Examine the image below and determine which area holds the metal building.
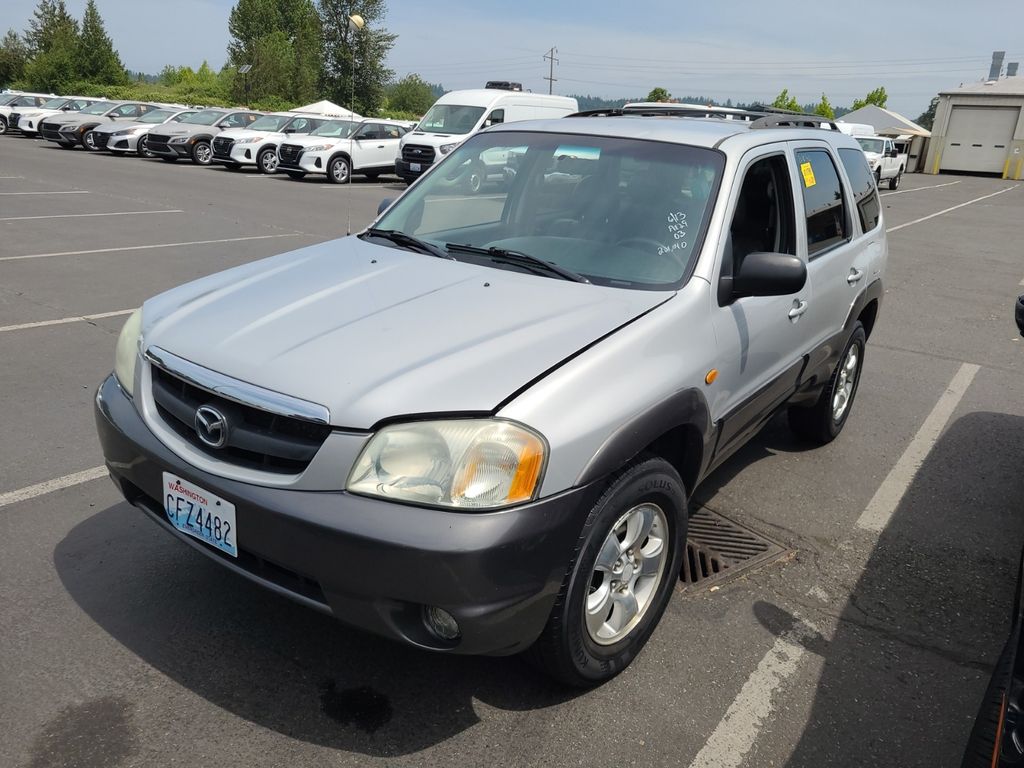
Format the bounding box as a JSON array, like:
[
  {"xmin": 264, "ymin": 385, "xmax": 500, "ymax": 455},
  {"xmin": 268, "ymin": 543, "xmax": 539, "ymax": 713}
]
[{"xmin": 924, "ymin": 76, "xmax": 1024, "ymax": 179}]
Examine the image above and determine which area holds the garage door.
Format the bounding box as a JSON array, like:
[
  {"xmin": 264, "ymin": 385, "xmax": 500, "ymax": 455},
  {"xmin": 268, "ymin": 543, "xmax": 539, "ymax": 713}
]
[{"xmin": 941, "ymin": 106, "xmax": 1019, "ymax": 174}]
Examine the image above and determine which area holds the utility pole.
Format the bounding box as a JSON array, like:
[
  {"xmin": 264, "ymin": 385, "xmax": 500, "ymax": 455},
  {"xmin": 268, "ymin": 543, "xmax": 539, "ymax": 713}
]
[{"xmin": 543, "ymin": 47, "xmax": 558, "ymax": 95}]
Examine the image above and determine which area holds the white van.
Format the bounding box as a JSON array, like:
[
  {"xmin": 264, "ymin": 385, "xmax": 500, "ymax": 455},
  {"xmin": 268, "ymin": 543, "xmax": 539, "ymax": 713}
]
[{"xmin": 395, "ymin": 86, "xmax": 578, "ymax": 184}]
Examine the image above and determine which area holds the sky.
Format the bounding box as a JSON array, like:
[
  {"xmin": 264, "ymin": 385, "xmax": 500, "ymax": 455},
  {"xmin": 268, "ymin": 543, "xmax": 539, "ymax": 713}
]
[{"xmin": 3, "ymin": 0, "xmax": 1023, "ymax": 117}]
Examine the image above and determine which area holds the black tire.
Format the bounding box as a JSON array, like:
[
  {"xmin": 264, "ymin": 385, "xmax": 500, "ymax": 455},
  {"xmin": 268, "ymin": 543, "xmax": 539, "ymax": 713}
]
[
  {"xmin": 257, "ymin": 147, "xmax": 278, "ymax": 174},
  {"xmin": 327, "ymin": 155, "xmax": 351, "ymax": 184},
  {"xmin": 788, "ymin": 321, "xmax": 867, "ymax": 444},
  {"xmin": 82, "ymin": 131, "xmax": 100, "ymax": 151},
  {"xmin": 874, "ymin": 168, "xmax": 881, "ymax": 187},
  {"xmin": 465, "ymin": 161, "xmax": 486, "ymax": 193},
  {"xmin": 285, "ymin": 170, "xmax": 305, "ymax": 180},
  {"xmin": 527, "ymin": 456, "xmax": 687, "ymax": 687},
  {"xmin": 0, "ymin": 116, "xmax": 8, "ymax": 135},
  {"xmin": 888, "ymin": 169, "xmax": 902, "ymax": 190},
  {"xmin": 137, "ymin": 135, "xmax": 153, "ymax": 158},
  {"xmin": 191, "ymin": 140, "xmax": 213, "ymax": 165}
]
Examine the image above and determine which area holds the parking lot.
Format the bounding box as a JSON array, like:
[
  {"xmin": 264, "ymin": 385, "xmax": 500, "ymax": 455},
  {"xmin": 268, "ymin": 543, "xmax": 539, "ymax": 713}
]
[{"xmin": 1, "ymin": 137, "xmax": 1023, "ymax": 768}]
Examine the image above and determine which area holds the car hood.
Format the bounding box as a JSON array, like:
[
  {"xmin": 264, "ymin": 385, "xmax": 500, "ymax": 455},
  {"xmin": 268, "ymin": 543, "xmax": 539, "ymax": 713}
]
[
  {"xmin": 90, "ymin": 119, "xmax": 154, "ymax": 135},
  {"xmin": 142, "ymin": 236, "xmax": 670, "ymax": 429}
]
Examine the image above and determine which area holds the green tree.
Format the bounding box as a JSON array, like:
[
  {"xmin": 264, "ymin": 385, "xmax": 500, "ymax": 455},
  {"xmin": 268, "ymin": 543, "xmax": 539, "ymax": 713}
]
[
  {"xmin": 0, "ymin": 30, "xmax": 29, "ymax": 86},
  {"xmin": 771, "ymin": 88, "xmax": 800, "ymax": 112},
  {"xmin": 24, "ymin": 0, "xmax": 78, "ymax": 55},
  {"xmin": 318, "ymin": 0, "xmax": 396, "ymax": 115},
  {"xmin": 22, "ymin": 20, "xmax": 79, "ymax": 91},
  {"xmin": 76, "ymin": 0, "xmax": 127, "ymax": 84},
  {"xmin": 851, "ymin": 86, "xmax": 888, "ymax": 110},
  {"xmin": 386, "ymin": 73, "xmax": 434, "ymax": 114},
  {"xmin": 813, "ymin": 92, "xmax": 835, "ymax": 119},
  {"xmin": 646, "ymin": 86, "xmax": 670, "ymax": 102},
  {"xmin": 916, "ymin": 95, "xmax": 938, "ymax": 131}
]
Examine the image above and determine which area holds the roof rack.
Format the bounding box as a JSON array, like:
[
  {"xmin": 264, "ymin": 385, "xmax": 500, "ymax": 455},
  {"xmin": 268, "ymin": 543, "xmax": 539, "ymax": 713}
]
[{"xmin": 567, "ymin": 103, "xmax": 839, "ymax": 131}]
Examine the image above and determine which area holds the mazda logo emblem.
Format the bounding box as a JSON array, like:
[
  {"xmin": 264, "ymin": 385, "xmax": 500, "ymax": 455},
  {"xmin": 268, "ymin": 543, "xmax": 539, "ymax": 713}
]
[{"xmin": 194, "ymin": 405, "xmax": 229, "ymax": 449}]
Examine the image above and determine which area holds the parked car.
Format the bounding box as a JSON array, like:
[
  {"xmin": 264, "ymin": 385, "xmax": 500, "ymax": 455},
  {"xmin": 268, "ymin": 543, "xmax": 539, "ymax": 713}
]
[
  {"xmin": 85, "ymin": 107, "xmax": 197, "ymax": 156},
  {"xmin": 211, "ymin": 112, "xmax": 328, "ymax": 173},
  {"xmin": 9, "ymin": 97, "xmax": 100, "ymax": 137},
  {"xmin": 855, "ymin": 135, "xmax": 904, "ymax": 190},
  {"xmin": 39, "ymin": 101, "xmax": 160, "ymax": 149},
  {"xmin": 276, "ymin": 118, "xmax": 411, "ymax": 182},
  {"xmin": 95, "ymin": 106, "xmax": 886, "ymax": 686},
  {"xmin": 145, "ymin": 108, "xmax": 262, "ymax": 165},
  {"xmin": 0, "ymin": 92, "xmax": 53, "ymax": 135},
  {"xmin": 396, "ymin": 85, "xmax": 578, "ymax": 185}
]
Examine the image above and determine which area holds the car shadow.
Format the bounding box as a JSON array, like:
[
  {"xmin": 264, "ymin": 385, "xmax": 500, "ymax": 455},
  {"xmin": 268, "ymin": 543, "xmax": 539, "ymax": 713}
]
[
  {"xmin": 54, "ymin": 503, "xmax": 577, "ymax": 757},
  {"xmin": 753, "ymin": 411, "xmax": 1024, "ymax": 766}
]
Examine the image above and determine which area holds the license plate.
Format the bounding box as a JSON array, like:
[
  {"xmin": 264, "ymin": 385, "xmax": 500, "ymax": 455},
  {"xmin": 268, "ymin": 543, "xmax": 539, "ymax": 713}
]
[
  {"xmin": 162, "ymin": 473, "xmax": 238, "ymax": 558},
  {"xmin": 410, "ymin": 162, "xmax": 421, "ymax": 172}
]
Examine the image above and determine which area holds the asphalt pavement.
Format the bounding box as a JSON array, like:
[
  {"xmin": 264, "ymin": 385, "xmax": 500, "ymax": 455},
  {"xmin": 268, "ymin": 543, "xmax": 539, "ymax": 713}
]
[{"xmin": 1, "ymin": 136, "xmax": 1022, "ymax": 768}]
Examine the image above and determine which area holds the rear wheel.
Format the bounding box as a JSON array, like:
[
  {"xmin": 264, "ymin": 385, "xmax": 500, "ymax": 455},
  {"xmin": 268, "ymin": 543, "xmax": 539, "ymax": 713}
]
[
  {"xmin": 285, "ymin": 170, "xmax": 305, "ymax": 180},
  {"xmin": 191, "ymin": 140, "xmax": 213, "ymax": 165},
  {"xmin": 788, "ymin": 321, "xmax": 866, "ymax": 444},
  {"xmin": 257, "ymin": 147, "xmax": 278, "ymax": 174},
  {"xmin": 0, "ymin": 116, "xmax": 8, "ymax": 135},
  {"xmin": 888, "ymin": 169, "xmax": 902, "ymax": 190},
  {"xmin": 327, "ymin": 155, "xmax": 351, "ymax": 184},
  {"xmin": 527, "ymin": 456, "xmax": 686, "ymax": 687}
]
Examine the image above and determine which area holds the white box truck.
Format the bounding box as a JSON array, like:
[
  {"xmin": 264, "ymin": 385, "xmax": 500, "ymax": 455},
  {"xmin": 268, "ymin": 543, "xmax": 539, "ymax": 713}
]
[{"xmin": 396, "ymin": 85, "xmax": 578, "ymax": 185}]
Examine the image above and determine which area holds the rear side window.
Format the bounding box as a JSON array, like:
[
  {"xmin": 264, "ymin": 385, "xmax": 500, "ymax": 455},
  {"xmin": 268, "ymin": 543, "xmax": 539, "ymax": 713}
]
[
  {"xmin": 838, "ymin": 148, "xmax": 881, "ymax": 233},
  {"xmin": 795, "ymin": 149, "xmax": 849, "ymax": 256}
]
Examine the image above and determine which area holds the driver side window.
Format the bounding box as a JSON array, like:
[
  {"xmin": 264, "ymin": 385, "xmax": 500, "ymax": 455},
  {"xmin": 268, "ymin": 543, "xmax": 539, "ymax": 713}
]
[{"xmin": 719, "ymin": 153, "xmax": 796, "ymax": 305}]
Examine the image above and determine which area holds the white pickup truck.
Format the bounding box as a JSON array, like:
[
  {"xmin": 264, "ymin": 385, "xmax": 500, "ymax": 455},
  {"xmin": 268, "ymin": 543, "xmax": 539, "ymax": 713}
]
[{"xmin": 855, "ymin": 135, "xmax": 905, "ymax": 190}]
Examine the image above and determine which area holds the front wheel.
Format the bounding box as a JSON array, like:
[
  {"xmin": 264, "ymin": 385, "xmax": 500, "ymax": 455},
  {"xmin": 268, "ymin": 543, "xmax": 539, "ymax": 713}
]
[
  {"xmin": 137, "ymin": 135, "xmax": 154, "ymax": 158},
  {"xmin": 327, "ymin": 155, "xmax": 351, "ymax": 184},
  {"xmin": 0, "ymin": 116, "xmax": 8, "ymax": 135},
  {"xmin": 82, "ymin": 131, "xmax": 100, "ymax": 151},
  {"xmin": 528, "ymin": 456, "xmax": 686, "ymax": 687},
  {"xmin": 888, "ymin": 169, "xmax": 902, "ymax": 190},
  {"xmin": 257, "ymin": 147, "xmax": 278, "ymax": 174},
  {"xmin": 874, "ymin": 168, "xmax": 881, "ymax": 187},
  {"xmin": 191, "ymin": 140, "xmax": 213, "ymax": 165},
  {"xmin": 788, "ymin": 321, "xmax": 866, "ymax": 444}
]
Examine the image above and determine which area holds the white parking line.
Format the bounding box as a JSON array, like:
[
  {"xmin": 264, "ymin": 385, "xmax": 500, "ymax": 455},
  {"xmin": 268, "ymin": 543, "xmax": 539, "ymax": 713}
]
[
  {"xmin": 886, "ymin": 185, "xmax": 1020, "ymax": 233},
  {"xmin": 857, "ymin": 362, "xmax": 979, "ymax": 531},
  {"xmin": 0, "ymin": 309, "xmax": 135, "ymax": 334},
  {"xmin": 0, "ymin": 175, "xmax": 24, "ymax": 179},
  {"xmin": 0, "ymin": 190, "xmax": 89, "ymax": 196},
  {"xmin": 692, "ymin": 361, "xmax": 980, "ymax": 765},
  {"xmin": 0, "ymin": 233, "xmax": 301, "ymax": 262},
  {"xmin": 0, "ymin": 209, "xmax": 182, "ymax": 223},
  {"xmin": 879, "ymin": 180, "xmax": 961, "ymax": 197},
  {"xmin": 688, "ymin": 619, "xmax": 821, "ymax": 768},
  {"xmin": 0, "ymin": 466, "xmax": 108, "ymax": 510}
]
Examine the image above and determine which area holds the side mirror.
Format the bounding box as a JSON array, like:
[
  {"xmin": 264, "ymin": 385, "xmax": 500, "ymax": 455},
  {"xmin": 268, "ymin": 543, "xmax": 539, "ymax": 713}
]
[
  {"xmin": 283, "ymin": 128, "xmax": 295, "ymax": 134},
  {"xmin": 731, "ymin": 252, "xmax": 806, "ymax": 299},
  {"xmin": 377, "ymin": 198, "xmax": 394, "ymax": 216},
  {"xmin": 886, "ymin": 148, "xmax": 898, "ymax": 158}
]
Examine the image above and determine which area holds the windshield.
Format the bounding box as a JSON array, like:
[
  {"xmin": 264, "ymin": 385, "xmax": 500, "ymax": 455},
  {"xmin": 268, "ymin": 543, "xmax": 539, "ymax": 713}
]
[
  {"xmin": 81, "ymin": 101, "xmax": 115, "ymax": 115},
  {"xmin": 856, "ymin": 137, "xmax": 884, "ymax": 154},
  {"xmin": 418, "ymin": 104, "xmax": 486, "ymax": 135},
  {"xmin": 41, "ymin": 98, "xmax": 68, "ymax": 109},
  {"xmin": 310, "ymin": 119, "xmax": 357, "ymax": 137},
  {"xmin": 138, "ymin": 109, "xmax": 174, "ymax": 123},
  {"xmin": 0, "ymin": 94, "xmax": 18, "ymax": 106},
  {"xmin": 181, "ymin": 110, "xmax": 224, "ymax": 126},
  {"xmin": 249, "ymin": 114, "xmax": 291, "ymax": 131},
  {"xmin": 374, "ymin": 131, "xmax": 724, "ymax": 289}
]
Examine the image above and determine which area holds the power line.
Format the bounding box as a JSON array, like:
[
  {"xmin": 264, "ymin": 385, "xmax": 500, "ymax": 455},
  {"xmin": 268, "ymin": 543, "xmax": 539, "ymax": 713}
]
[{"xmin": 543, "ymin": 47, "xmax": 559, "ymax": 94}]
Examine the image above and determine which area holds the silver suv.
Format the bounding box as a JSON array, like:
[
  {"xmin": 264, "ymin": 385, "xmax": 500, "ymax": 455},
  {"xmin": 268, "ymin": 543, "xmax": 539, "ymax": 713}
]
[{"xmin": 95, "ymin": 106, "xmax": 886, "ymax": 686}]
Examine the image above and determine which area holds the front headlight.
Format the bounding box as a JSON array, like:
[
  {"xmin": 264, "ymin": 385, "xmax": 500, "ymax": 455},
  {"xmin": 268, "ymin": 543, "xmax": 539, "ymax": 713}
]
[
  {"xmin": 169, "ymin": 136, "xmax": 190, "ymax": 144},
  {"xmin": 114, "ymin": 309, "xmax": 143, "ymax": 396},
  {"xmin": 302, "ymin": 143, "xmax": 335, "ymax": 152},
  {"xmin": 59, "ymin": 125, "xmax": 77, "ymax": 132},
  {"xmin": 439, "ymin": 142, "xmax": 460, "ymax": 155},
  {"xmin": 113, "ymin": 127, "xmax": 145, "ymax": 136},
  {"xmin": 234, "ymin": 136, "xmax": 261, "ymax": 144},
  {"xmin": 347, "ymin": 419, "xmax": 546, "ymax": 510}
]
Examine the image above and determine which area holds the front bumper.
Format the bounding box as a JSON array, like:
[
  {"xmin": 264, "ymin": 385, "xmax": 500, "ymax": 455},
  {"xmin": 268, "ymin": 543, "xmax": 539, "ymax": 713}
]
[
  {"xmin": 396, "ymin": 157, "xmax": 432, "ymax": 182},
  {"xmin": 106, "ymin": 133, "xmax": 142, "ymax": 152},
  {"xmin": 149, "ymin": 140, "xmax": 193, "ymax": 158},
  {"xmin": 94, "ymin": 374, "xmax": 597, "ymax": 656},
  {"xmin": 278, "ymin": 150, "xmax": 328, "ymax": 175},
  {"xmin": 41, "ymin": 127, "xmax": 81, "ymax": 145},
  {"xmin": 213, "ymin": 143, "xmax": 259, "ymax": 167}
]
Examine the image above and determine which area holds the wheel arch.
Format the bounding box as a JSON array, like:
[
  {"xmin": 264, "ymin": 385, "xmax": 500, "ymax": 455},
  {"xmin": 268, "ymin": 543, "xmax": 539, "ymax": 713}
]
[
  {"xmin": 328, "ymin": 150, "xmax": 353, "ymax": 167},
  {"xmin": 576, "ymin": 388, "xmax": 712, "ymax": 496}
]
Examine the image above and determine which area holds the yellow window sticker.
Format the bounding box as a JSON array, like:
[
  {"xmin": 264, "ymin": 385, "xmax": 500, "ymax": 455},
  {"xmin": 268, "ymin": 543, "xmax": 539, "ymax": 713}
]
[{"xmin": 800, "ymin": 161, "xmax": 816, "ymax": 188}]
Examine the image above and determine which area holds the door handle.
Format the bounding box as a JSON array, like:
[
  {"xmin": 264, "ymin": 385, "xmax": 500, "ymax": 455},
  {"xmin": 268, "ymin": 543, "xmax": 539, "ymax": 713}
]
[
  {"xmin": 788, "ymin": 300, "xmax": 809, "ymax": 320},
  {"xmin": 847, "ymin": 268, "xmax": 865, "ymax": 284},
  {"xmin": 377, "ymin": 144, "xmax": 385, "ymax": 148}
]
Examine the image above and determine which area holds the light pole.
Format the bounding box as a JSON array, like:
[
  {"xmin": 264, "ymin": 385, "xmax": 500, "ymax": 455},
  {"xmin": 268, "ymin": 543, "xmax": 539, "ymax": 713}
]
[{"xmin": 345, "ymin": 13, "xmax": 365, "ymax": 235}]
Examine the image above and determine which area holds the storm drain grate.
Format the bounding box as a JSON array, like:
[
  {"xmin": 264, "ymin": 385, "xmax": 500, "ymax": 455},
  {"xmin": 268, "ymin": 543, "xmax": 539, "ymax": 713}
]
[{"xmin": 680, "ymin": 507, "xmax": 790, "ymax": 592}]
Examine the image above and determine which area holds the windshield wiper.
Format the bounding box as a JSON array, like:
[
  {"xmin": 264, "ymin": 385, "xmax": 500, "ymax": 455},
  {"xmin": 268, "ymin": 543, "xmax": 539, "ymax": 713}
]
[
  {"xmin": 444, "ymin": 243, "xmax": 589, "ymax": 283},
  {"xmin": 361, "ymin": 228, "xmax": 455, "ymax": 260}
]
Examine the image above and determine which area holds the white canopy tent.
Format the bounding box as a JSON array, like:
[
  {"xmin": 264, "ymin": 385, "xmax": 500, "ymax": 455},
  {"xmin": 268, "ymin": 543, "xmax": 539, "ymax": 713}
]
[{"xmin": 292, "ymin": 100, "xmax": 361, "ymax": 120}]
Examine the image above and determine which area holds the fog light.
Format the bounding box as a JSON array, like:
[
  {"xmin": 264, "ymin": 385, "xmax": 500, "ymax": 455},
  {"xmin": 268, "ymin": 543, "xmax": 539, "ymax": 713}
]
[{"xmin": 423, "ymin": 606, "xmax": 460, "ymax": 641}]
